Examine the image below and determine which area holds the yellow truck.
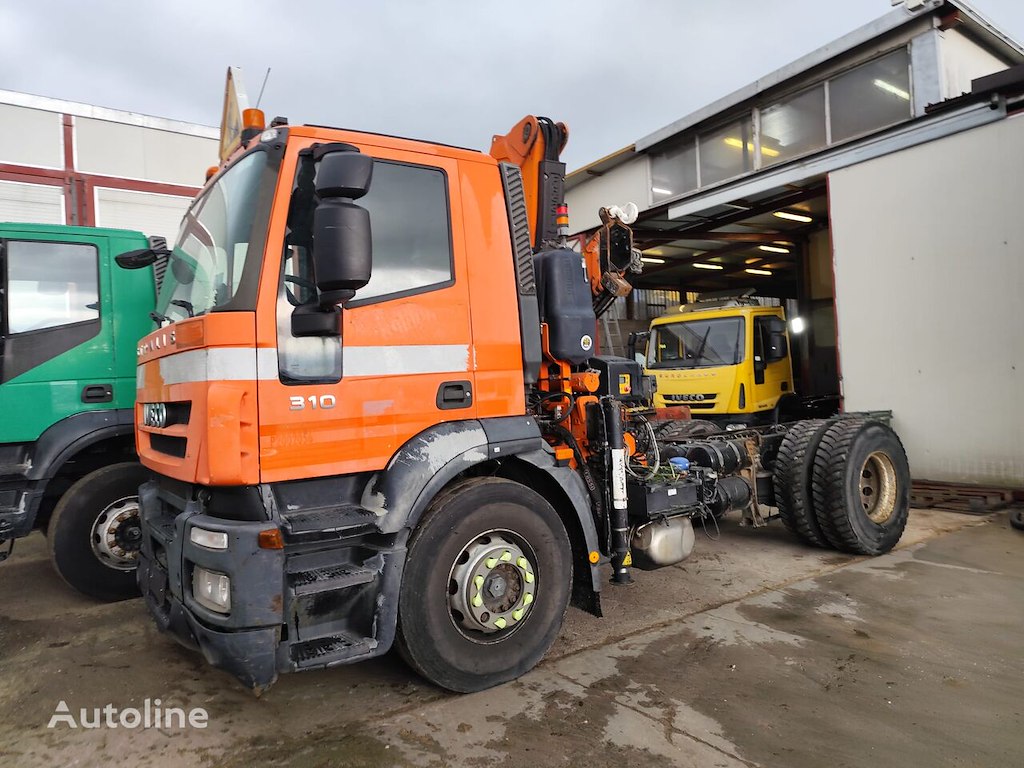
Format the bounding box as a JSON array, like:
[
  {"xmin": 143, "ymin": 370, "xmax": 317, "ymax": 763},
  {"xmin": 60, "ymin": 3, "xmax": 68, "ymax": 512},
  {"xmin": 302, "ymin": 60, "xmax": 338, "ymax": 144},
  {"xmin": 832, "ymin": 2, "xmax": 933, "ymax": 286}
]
[{"xmin": 643, "ymin": 298, "xmax": 797, "ymax": 426}]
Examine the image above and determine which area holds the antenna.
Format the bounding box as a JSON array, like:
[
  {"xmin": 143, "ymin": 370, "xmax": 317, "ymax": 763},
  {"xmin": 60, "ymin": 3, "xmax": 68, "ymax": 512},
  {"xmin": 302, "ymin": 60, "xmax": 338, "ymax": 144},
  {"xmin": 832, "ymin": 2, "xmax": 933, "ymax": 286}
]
[{"xmin": 255, "ymin": 68, "xmax": 272, "ymax": 110}]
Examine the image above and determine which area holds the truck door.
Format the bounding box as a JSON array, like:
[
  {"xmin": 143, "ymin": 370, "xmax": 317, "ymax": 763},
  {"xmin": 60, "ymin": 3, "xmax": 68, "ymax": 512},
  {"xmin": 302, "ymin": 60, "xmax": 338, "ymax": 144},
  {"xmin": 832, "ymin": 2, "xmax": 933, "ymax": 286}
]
[
  {"xmin": 0, "ymin": 234, "xmax": 114, "ymax": 443},
  {"xmin": 751, "ymin": 314, "xmax": 792, "ymax": 410},
  {"xmin": 257, "ymin": 146, "xmax": 475, "ymax": 484}
]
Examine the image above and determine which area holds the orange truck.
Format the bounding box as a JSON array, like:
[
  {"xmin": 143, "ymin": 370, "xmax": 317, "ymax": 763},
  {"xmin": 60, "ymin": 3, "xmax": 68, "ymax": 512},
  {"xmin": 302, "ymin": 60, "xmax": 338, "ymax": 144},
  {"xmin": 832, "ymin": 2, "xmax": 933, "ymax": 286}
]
[{"xmin": 121, "ymin": 110, "xmax": 912, "ymax": 694}]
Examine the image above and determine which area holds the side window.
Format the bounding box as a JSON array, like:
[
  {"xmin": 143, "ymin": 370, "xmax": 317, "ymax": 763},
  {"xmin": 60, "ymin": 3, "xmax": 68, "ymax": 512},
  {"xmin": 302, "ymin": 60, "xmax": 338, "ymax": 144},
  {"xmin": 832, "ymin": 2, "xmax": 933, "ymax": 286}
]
[
  {"xmin": 4, "ymin": 241, "xmax": 99, "ymax": 334},
  {"xmin": 277, "ymin": 244, "xmax": 341, "ymax": 384},
  {"xmin": 276, "ymin": 156, "xmax": 453, "ymax": 383},
  {"xmin": 351, "ymin": 161, "xmax": 453, "ymax": 304}
]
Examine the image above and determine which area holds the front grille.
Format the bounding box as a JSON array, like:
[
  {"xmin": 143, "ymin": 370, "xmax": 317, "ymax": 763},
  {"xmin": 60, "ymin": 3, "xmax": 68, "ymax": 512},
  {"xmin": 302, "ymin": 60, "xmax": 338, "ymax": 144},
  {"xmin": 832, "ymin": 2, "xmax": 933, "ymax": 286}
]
[
  {"xmin": 663, "ymin": 393, "xmax": 717, "ymax": 403},
  {"xmin": 150, "ymin": 434, "xmax": 187, "ymax": 458}
]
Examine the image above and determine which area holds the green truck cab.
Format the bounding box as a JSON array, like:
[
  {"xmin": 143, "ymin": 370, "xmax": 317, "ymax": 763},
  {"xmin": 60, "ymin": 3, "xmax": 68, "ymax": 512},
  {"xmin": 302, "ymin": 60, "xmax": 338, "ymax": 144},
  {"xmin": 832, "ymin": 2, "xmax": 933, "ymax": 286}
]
[
  {"xmin": 645, "ymin": 299, "xmax": 795, "ymax": 426},
  {"xmin": 0, "ymin": 223, "xmax": 157, "ymax": 599}
]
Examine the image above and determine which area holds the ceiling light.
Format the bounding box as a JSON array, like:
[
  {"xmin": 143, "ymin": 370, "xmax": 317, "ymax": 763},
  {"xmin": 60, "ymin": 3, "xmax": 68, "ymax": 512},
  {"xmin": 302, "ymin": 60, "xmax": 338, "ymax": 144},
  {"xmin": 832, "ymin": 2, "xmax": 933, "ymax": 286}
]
[
  {"xmin": 759, "ymin": 245, "xmax": 790, "ymax": 254},
  {"xmin": 790, "ymin": 317, "xmax": 806, "ymax": 334},
  {"xmin": 692, "ymin": 263, "xmax": 724, "ymax": 270},
  {"xmin": 652, "ymin": 187, "xmax": 673, "ymax": 196},
  {"xmin": 773, "ymin": 211, "xmax": 813, "ymax": 223},
  {"xmin": 873, "ymin": 79, "xmax": 910, "ymax": 101},
  {"xmin": 745, "ymin": 268, "xmax": 773, "ymax": 276},
  {"xmin": 645, "ymin": 248, "xmax": 664, "ymax": 256},
  {"xmin": 745, "ymin": 257, "xmax": 761, "ymax": 264},
  {"xmin": 723, "ymin": 137, "xmax": 781, "ymax": 158},
  {"xmin": 641, "ymin": 257, "xmax": 666, "ymax": 264}
]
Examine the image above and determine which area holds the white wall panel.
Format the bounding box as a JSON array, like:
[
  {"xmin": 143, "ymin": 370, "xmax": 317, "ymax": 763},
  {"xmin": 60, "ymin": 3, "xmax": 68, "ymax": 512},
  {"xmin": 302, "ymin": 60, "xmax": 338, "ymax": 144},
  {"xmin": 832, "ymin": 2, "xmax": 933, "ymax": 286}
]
[
  {"xmin": 940, "ymin": 29, "xmax": 1011, "ymax": 99},
  {"xmin": 829, "ymin": 114, "xmax": 1024, "ymax": 486},
  {"xmin": 94, "ymin": 187, "xmax": 190, "ymax": 243},
  {"xmin": 0, "ymin": 104, "xmax": 62, "ymax": 168},
  {"xmin": 567, "ymin": 156, "xmax": 649, "ymax": 233},
  {"xmin": 0, "ymin": 181, "xmax": 64, "ymax": 224},
  {"xmin": 76, "ymin": 118, "xmax": 216, "ymax": 186}
]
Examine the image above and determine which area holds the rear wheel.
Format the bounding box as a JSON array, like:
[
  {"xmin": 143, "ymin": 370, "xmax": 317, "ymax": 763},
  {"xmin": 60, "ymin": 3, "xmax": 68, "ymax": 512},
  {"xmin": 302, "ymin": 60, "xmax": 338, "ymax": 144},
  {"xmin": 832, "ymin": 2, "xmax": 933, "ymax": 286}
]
[
  {"xmin": 773, "ymin": 419, "xmax": 832, "ymax": 548},
  {"xmin": 396, "ymin": 478, "xmax": 572, "ymax": 693},
  {"xmin": 48, "ymin": 462, "xmax": 148, "ymax": 601},
  {"xmin": 1010, "ymin": 508, "xmax": 1024, "ymax": 532},
  {"xmin": 811, "ymin": 420, "xmax": 911, "ymax": 555}
]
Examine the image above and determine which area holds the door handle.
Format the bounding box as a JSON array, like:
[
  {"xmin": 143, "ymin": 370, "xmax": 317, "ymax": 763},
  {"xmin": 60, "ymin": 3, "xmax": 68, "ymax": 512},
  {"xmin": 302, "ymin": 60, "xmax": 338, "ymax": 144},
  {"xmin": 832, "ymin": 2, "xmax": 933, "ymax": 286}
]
[
  {"xmin": 436, "ymin": 380, "xmax": 472, "ymax": 410},
  {"xmin": 82, "ymin": 384, "xmax": 113, "ymax": 403}
]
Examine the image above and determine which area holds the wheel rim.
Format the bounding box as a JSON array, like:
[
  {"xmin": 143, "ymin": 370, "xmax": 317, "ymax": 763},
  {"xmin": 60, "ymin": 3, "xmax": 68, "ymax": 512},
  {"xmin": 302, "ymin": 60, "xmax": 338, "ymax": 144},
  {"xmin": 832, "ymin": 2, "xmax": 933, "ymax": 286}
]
[
  {"xmin": 90, "ymin": 496, "xmax": 142, "ymax": 570},
  {"xmin": 448, "ymin": 530, "xmax": 537, "ymax": 641},
  {"xmin": 859, "ymin": 451, "xmax": 898, "ymax": 524}
]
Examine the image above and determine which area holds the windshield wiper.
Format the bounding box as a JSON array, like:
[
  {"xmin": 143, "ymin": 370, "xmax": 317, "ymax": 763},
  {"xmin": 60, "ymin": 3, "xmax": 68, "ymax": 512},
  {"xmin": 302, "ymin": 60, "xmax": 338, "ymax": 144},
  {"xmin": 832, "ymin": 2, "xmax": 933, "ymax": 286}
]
[
  {"xmin": 170, "ymin": 299, "xmax": 195, "ymax": 318},
  {"xmin": 692, "ymin": 327, "xmax": 711, "ymax": 365},
  {"xmin": 150, "ymin": 311, "xmax": 169, "ymax": 327}
]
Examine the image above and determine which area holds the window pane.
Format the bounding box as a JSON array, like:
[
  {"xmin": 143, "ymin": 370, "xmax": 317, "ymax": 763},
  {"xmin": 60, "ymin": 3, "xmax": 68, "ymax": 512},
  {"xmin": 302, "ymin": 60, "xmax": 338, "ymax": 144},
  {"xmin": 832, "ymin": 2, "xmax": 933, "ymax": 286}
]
[
  {"xmin": 649, "ymin": 317, "xmax": 745, "ymax": 369},
  {"xmin": 355, "ymin": 162, "xmax": 452, "ymax": 302},
  {"xmin": 760, "ymin": 86, "xmax": 827, "ymax": 166},
  {"xmin": 277, "ymin": 244, "xmax": 341, "ymax": 383},
  {"xmin": 830, "ymin": 49, "xmax": 912, "ymax": 143},
  {"xmin": 699, "ymin": 116, "xmax": 755, "ymax": 187},
  {"xmin": 650, "ymin": 138, "xmax": 698, "ymax": 202},
  {"xmin": 6, "ymin": 241, "xmax": 98, "ymax": 333}
]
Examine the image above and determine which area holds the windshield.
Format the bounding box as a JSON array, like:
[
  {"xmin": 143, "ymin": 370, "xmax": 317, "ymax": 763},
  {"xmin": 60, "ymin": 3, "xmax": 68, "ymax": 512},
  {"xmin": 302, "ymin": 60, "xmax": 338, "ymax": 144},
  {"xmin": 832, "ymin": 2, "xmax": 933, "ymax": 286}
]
[
  {"xmin": 649, "ymin": 317, "xmax": 745, "ymax": 369},
  {"xmin": 157, "ymin": 149, "xmax": 272, "ymax": 321}
]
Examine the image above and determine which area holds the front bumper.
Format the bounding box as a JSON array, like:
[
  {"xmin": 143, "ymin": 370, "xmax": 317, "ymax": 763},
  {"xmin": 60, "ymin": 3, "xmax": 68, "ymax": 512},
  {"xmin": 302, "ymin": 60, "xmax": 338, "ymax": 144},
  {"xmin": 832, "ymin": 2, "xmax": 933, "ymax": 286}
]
[{"xmin": 137, "ymin": 480, "xmax": 403, "ymax": 691}]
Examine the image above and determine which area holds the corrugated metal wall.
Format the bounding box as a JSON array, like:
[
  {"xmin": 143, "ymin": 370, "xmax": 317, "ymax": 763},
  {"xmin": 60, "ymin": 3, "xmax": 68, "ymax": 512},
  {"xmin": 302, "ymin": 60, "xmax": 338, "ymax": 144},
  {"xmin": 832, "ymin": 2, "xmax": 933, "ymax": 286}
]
[{"xmin": 829, "ymin": 113, "xmax": 1024, "ymax": 487}]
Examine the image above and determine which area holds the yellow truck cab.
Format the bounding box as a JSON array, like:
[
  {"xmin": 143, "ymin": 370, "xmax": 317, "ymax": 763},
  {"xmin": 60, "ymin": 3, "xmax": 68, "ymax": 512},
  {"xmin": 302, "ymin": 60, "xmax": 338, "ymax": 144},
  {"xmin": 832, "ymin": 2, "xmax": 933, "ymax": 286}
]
[{"xmin": 646, "ymin": 299, "xmax": 794, "ymax": 426}]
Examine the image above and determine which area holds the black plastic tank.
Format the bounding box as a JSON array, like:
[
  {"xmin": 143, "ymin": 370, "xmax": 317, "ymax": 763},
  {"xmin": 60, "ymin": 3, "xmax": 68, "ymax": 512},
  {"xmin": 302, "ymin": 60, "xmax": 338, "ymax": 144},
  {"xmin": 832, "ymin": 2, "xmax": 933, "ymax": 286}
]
[{"xmin": 533, "ymin": 248, "xmax": 596, "ymax": 365}]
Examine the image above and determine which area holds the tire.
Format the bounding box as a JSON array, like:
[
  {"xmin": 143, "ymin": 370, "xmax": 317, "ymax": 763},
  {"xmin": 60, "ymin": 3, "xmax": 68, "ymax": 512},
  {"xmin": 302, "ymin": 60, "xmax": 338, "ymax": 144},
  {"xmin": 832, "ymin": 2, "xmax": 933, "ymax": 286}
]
[
  {"xmin": 811, "ymin": 420, "xmax": 911, "ymax": 555},
  {"xmin": 656, "ymin": 419, "xmax": 722, "ymax": 441},
  {"xmin": 1010, "ymin": 508, "xmax": 1024, "ymax": 532},
  {"xmin": 773, "ymin": 419, "xmax": 833, "ymax": 548},
  {"xmin": 396, "ymin": 478, "xmax": 572, "ymax": 693},
  {"xmin": 47, "ymin": 462, "xmax": 148, "ymax": 601}
]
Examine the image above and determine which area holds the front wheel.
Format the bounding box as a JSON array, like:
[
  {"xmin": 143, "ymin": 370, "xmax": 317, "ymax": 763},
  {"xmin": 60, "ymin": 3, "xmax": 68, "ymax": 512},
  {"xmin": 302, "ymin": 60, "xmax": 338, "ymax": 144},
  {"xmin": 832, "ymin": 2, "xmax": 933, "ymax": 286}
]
[
  {"xmin": 47, "ymin": 462, "xmax": 148, "ymax": 601},
  {"xmin": 396, "ymin": 478, "xmax": 572, "ymax": 693}
]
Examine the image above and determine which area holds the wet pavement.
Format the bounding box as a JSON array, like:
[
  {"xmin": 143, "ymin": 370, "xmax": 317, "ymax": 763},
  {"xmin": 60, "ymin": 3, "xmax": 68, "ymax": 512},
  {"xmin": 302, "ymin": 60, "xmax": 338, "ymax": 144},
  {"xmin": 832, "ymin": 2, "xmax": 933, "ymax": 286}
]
[{"xmin": 1, "ymin": 508, "xmax": 1020, "ymax": 767}]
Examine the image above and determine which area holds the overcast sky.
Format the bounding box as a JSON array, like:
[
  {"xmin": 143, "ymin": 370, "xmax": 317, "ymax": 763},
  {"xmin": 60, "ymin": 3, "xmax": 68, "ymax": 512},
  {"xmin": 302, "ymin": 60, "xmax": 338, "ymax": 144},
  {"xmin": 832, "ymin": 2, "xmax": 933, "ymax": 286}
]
[{"xmin": 2, "ymin": 0, "xmax": 1023, "ymax": 170}]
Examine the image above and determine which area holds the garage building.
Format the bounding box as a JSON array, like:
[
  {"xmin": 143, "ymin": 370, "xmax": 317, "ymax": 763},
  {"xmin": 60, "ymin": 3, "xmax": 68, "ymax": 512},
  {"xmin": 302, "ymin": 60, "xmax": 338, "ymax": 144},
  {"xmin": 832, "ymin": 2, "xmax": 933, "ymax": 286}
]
[{"xmin": 567, "ymin": 0, "xmax": 1024, "ymax": 487}]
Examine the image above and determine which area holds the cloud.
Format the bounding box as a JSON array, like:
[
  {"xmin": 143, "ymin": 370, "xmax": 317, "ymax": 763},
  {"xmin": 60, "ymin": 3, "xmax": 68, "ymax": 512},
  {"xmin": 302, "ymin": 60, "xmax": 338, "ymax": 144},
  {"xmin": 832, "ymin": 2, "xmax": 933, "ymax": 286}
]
[{"xmin": 2, "ymin": 0, "xmax": 1022, "ymax": 170}]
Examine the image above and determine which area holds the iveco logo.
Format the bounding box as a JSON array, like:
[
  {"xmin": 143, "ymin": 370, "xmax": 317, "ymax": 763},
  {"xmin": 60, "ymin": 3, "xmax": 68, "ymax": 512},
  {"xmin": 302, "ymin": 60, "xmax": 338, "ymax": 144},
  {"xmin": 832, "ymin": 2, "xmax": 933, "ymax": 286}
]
[
  {"xmin": 142, "ymin": 403, "xmax": 168, "ymax": 428},
  {"xmin": 677, "ymin": 394, "xmax": 706, "ymax": 402}
]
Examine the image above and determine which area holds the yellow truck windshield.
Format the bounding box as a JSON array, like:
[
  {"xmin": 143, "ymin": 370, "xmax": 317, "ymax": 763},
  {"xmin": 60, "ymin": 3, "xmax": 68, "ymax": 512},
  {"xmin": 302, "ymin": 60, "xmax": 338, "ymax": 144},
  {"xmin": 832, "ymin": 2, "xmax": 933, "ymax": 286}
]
[{"xmin": 650, "ymin": 317, "xmax": 744, "ymax": 369}]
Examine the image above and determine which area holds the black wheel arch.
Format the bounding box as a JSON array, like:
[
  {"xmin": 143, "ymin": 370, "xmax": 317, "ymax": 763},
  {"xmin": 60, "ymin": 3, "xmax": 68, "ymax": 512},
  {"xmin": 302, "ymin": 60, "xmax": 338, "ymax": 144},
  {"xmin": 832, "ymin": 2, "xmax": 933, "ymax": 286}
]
[
  {"xmin": 13, "ymin": 411, "xmax": 137, "ymax": 531},
  {"xmin": 365, "ymin": 417, "xmax": 604, "ymax": 616}
]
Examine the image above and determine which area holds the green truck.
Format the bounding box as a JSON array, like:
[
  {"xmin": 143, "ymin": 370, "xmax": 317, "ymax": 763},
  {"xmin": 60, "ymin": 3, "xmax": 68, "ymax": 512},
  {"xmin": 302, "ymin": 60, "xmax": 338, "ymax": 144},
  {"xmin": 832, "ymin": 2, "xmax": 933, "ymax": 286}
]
[{"xmin": 0, "ymin": 223, "xmax": 159, "ymax": 600}]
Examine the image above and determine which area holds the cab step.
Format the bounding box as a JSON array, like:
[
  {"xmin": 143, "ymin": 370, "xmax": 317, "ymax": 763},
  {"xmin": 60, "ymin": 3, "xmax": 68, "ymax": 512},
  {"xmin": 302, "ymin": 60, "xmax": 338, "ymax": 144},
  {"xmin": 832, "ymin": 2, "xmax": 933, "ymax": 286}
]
[
  {"xmin": 280, "ymin": 505, "xmax": 378, "ymax": 538},
  {"xmin": 288, "ymin": 564, "xmax": 376, "ymax": 596},
  {"xmin": 290, "ymin": 632, "xmax": 376, "ymax": 668}
]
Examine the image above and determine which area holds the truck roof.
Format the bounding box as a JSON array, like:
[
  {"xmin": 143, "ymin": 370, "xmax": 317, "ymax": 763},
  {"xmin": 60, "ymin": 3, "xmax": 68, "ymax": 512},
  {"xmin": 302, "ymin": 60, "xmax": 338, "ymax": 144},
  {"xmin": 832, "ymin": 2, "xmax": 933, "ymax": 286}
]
[
  {"xmin": 289, "ymin": 125, "xmax": 497, "ymax": 166},
  {"xmin": 652, "ymin": 301, "xmax": 784, "ymax": 325},
  {"xmin": 0, "ymin": 222, "xmax": 148, "ymax": 238}
]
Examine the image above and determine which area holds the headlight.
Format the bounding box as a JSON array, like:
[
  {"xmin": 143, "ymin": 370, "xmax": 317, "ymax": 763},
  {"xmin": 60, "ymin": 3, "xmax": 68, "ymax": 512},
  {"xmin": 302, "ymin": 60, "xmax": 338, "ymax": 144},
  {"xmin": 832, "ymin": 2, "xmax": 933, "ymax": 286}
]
[
  {"xmin": 192, "ymin": 567, "xmax": 231, "ymax": 613},
  {"xmin": 190, "ymin": 527, "xmax": 228, "ymax": 550}
]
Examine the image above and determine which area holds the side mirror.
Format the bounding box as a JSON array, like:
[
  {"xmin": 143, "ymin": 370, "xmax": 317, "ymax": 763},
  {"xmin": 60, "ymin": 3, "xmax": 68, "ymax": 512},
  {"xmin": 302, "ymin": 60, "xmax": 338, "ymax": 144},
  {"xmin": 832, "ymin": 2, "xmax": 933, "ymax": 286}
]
[
  {"xmin": 115, "ymin": 247, "xmax": 171, "ymax": 269},
  {"xmin": 627, "ymin": 331, "xmax": 650, "ymax": 365},
  {"xmin": 766, "ymin": 331, "xmax": 788, "ymax": 362},
  {"xmin": 311, "ymin": 151, "xmax": 373, "ymax": 306}
]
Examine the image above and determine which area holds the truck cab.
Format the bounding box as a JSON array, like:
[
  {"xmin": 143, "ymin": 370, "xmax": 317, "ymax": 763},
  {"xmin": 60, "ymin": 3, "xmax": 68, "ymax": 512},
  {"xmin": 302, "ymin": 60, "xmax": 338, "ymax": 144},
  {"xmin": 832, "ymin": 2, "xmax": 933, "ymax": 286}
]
[
  {"xmin": 0, "ymin": 223, "xmax": 156, "ymax": 598},
  {"xmin": 646, "ymin": 300, "xmax": 793, "ymax": 425}
]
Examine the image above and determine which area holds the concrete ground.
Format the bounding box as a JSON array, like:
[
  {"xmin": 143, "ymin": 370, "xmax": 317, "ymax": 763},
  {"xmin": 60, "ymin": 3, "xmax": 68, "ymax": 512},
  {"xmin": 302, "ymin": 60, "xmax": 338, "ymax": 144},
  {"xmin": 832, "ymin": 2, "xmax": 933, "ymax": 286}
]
[{"xmin": 1, "ymin": 508, "xmax": 1021, "ymax": 768}]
